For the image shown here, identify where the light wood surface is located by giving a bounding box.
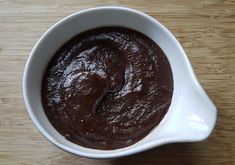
[0,0,234,164]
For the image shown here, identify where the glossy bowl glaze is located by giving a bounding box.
[23,6,217,158]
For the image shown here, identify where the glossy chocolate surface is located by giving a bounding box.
[42,27,173,149]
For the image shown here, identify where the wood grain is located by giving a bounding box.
[0,0,234,164]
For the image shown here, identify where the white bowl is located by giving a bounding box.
[23,6,217,158]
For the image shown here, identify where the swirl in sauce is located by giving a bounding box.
[42,27,173,150]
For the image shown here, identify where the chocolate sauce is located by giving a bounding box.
[42,27,173,150]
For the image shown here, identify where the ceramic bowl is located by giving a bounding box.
[23,6,217,158]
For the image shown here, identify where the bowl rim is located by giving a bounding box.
[23,6,205,158]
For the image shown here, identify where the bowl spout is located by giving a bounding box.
[156,81,217,143]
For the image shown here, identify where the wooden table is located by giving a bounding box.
[0,0,234,164]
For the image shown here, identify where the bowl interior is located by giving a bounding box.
[23,7,192,158]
